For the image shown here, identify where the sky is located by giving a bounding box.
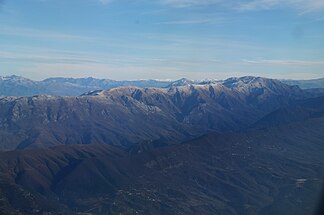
[0,0,324,81]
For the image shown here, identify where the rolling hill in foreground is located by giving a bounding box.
[0,96,323,215]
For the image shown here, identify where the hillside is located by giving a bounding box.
[0,111,323,214]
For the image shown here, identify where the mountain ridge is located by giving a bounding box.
[0,76,311,151]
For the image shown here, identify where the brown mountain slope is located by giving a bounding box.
[0,113,323,214]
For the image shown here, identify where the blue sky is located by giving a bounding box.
[0,0,324,80]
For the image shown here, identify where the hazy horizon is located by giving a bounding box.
[1,73,324,82]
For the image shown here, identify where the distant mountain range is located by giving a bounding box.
[0,75,172,96]
[0,75,323,97]
[281,78,324,89]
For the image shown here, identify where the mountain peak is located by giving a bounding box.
[0,75,33,82]
[167,78,194,87]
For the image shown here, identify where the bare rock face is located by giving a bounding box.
[0,77,308,151]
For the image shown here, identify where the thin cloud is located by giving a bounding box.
[0,26,94,42]
[98,0,111,5]
[160,0,324,13]
[238,0,324,12]
[155,17,227,25]
[160,0,224,8]
[237,0,280,11]
[0,50,102,65]
[156,19,212,25]
[242,59,324,66]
